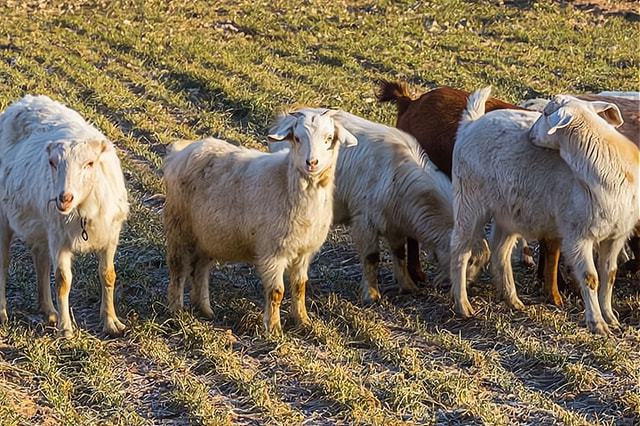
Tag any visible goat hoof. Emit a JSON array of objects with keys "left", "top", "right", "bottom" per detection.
[
  {"left": 362, "top": 289, "right": 381, "bottom": 305},
  {"left": 58, "top": 328, "right": 74, "bottom": 339},
  {"left": 409, "top": 268, "right": 427, "bottom": 283},
  {"left": 292, "top": 311, "right": 311, "bottom": 327},
  {"left": 399, "top": 280, "right": 419, "bottom": 294},
  {"left": 522, "top": 257, "right": 536, "bottom": 269},
  {"left": 0, "top": 309, "right": 7, "bottom": 324},
  {"left": 602, "top": 313, "right": 620, "bottom": 328},
  {"left": 42, "top": 310, "right": 58, "bottom": 326},
  {"left": 588, "top": 320, "right": 610, "bottom": 336},
  {"left": 198, "top": 305, "right": 214, "bottom": 320},
  {"left": 506, "top": 297, "right": 525, "bottom": 311},
  {"left": 265, "top": 322, "right": 283, "bottom": 338},
  {"left": 547, "top": 294, "right": 564, "bottom": 308},
  {"left": 104, "top": 317, "right": 127, "bottom": 336},
  {"left": 455, "top": 300, "right": 475, "bottom": 318}
]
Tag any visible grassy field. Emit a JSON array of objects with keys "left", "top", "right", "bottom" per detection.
[{"left": 0, "top": 0, "right": 639, "bottom": 424}]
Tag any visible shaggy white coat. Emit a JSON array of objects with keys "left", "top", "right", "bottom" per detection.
[
  {"left": 450, "top": 87, "right": 639, "bottom": 335},
  {"left": 0, "top": 95, "right": 129, "bottom": 337},
  {"left": 163, "top": 110, "right": 357, "bottom": 335}
]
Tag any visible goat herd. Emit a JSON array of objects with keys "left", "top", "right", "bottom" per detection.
[{"left": 0, "top": 81, "right": 637, "bottom": 339}]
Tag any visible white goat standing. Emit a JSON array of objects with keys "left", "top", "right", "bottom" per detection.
[
  {"left": 0, "top": 95, "right": 129, "bottom": 337},
  {"left": 450, "top": 87, "right": 639, "bottom": 334},
  {"left": 163, "top": 110, "right": 357, "bottom": 335},
  {"left": 271, "top": 108, "right": 490, "bottom": 304}
]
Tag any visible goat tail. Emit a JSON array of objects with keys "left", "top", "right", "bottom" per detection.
[
  {"left": 460, "top": 86, "right": 492, "bottom": 125},
  {"left": 167, "top": 139, "right": 194, "bottom": 155},
  {"left": 377, "top": 80, "right": 413, "bottom": 116}
]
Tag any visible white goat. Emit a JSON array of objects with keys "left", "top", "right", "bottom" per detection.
[
  {"left": 270, "top": 108, "right": 490, "bottom": 304},
  {"left": 451, "top": 87, "right": 639, "bottom": 335},
  {"left": 0, "top": 95, "right": 129, "bottom": 337},
  {"left": 163, "top": 110, "right": 357, "bottom": 335}
]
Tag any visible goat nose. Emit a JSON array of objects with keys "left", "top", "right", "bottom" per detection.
[
  {"left": 59, "top": 192, "right": 73, "bottom": 203},
  {"left": 306, "top": 159, "right": 319, "bottom": 167}
]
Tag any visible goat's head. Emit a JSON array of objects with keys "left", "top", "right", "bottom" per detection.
[
  {"left": 268, "top": 109, "right": 357, "bottom": 178},
  {"left": 46, "top": 139, "right": 111, "bottom": 215},
  {"left": 529, "top": 95, "right": 624, "bottom": 149}
]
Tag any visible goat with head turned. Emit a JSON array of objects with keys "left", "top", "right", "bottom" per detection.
[
  {"left": 521, "top": 93, "right": 640, "bottom": 278},
  {"left": 0, "top": 95, "right": 129, "bottom": 337},
  {"left": 164, "top": 109, "right": 357, "bottom": 336},
  {"left": 450, "top": 87, "right": 639, "bottom": 335}
]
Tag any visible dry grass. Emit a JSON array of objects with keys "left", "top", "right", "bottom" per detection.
[{"left": 0, "top": 0, "right": 638, "bottom": 424}]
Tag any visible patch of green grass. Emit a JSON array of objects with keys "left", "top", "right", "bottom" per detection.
[{"left": 0, "top": 0, "right": 638, "bottom": 423}]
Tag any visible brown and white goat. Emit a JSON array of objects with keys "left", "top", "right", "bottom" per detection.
[{"left": 377, "top": 81, "right": 564, "bottom": 305}]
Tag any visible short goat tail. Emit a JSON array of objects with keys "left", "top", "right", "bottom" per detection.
[
  {"left": 167, "top": 139, "right": 194, "bottom": 155},
  {"left": 460, "top": 86, "right": 492, "bottom": 125},
  {"left": 377, "top": 80, "right": 413, "bottom": 116}
]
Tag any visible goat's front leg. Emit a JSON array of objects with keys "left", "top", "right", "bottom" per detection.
[
  {"left": 54, "top": 249, "right": 74, "bottom": 338},
  {"left": 288, "top": 254, "right": 312, "bottom": 327},
  {"left": 388, "top": 236, "right": 419, "bottom": 294},
  {"left": 32, "top": 245, "right": 57, "bottom": 325},
  {"left": 597, "top": 238, "right": 626, "bottom": 328},
  {"left": 0, "top": 219, "right": 12, "bottom": 324},
  {"left": 259, "top": 259, "right": 287, "bottom": 336},
  {"left": 565, "top": 239, "right": 608, "bottom": 335},
  {"left": 98, "top": 240, "right": 126, "bottom": 336}
]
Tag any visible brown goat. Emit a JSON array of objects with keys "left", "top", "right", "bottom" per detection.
[{"left": 378, "top": 81, "right": 564, "bottom": 306}]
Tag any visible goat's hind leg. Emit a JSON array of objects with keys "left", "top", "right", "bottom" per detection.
[
  {"left": 98, "top": 240, "right": 126, "bottom": 335},
  {"left": 190, "top": 253, "right": 213, "bottom": 319},
  {"left": 352, "top": 220, "right": 382, "bottom": 304},
  {"left": 166, "top": 239, "right": 191, "bottom": 314},
  {"left": 450, "top": 214, "right": 487, "bottom": 318},
  {"left": 597, "top": 238, "right": 626, "bottom": 328},
  {"left": 388, "top": 235, "right": 419, "bottom": 294},
  {"left": 490, "top": 227, "right": 524, "bottom": 310}
]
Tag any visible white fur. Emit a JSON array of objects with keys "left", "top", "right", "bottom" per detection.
[
  {"left": 164, "top": 110, "right": 356, "bottom": 335},
  {"left": 0, "top": 95, "right": 129, "bottom": 337},
  {"left": 451, "top": 87, "right": 640, "bottom": 335},
  {"left": 597, "top": 91, "right": 640, "bottom": 101},
  {"left": 271, "top": 108, "right": 490, "bottom": 303}
]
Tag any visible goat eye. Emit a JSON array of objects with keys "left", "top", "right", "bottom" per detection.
[
  {"left": 49, "top": 160, "right": 56, "bottom": 168},
  {"left": 86, "top": 161, "right": 94, "bottom": 168}
]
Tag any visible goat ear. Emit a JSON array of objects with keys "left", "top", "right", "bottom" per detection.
[
  {"left": 590, "top": 101, "right": 624, "bottom": 128},
  {"left": 546, "top": 109, "right": 574, "bottom": 135},
  {"left": 334, "top": 122, "right": 358, "bottom": 147},
  {"left": 268, "top": 114, "right": 298, "bottom": 141}
]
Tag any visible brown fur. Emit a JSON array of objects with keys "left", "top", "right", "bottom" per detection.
[{"left": 378, "top": 81, "right": 560, "bottom": 301}]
